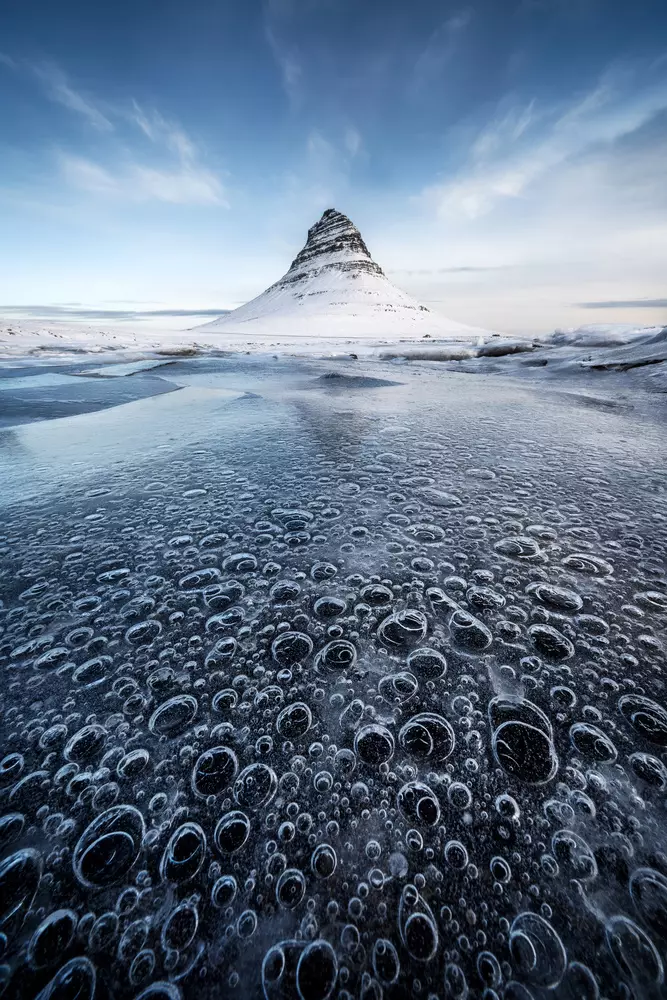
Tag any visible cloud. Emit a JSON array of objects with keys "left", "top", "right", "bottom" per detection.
[
  {"left": 411, "top": 10, "right": 472, "bottom": 93},
  {"left": 264, "top": 8, "right": 303, "bottom": 108},
  {"left": 1, "top": 58, "right": 226, "bottom": 207},
  {"left": 32, "top": 62, "right": 114, "bottom": 131},
  {"left": 389, "top": 265, "right": 509, "bottom": 276},
  {"left": 60, "top": 153, "right": 226, "bottom": 206},
  {"left": 20, "top": 64, "right": 229, "bottom": 206},
  {"left": 344, "top": 127, "right": 362, "bottom": 158},
  {"left": 580, "top": 298, "right": 667, "bottom": 309},
  {"left": 0, "top": 305, "right": 230, "bottom": 320},
  {"left": 421, "top": 61, "right": 667, "bottom": 219},
  {"left": 129, "top": 101, "right": 197, "bottom": 160}
]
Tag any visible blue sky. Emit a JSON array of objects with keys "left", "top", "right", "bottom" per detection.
[{"left": 1, "top": 0, "right": 666, "bottom": 333}]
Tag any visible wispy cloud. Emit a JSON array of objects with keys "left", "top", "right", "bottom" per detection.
[
  {"left": 411, "top": 10, "right": 472, "bottom": 94},
  {"left": 60, "top": 152, "right": 226, "bottom": 206},
  {"left": 344, "top": 127, "right": 362, "bottom": 158},
  {"left": 0, "top": 305, "right": 230, "bottom": 320},
  {"left": 129, "top": 101, "right": 197, "bottom": 160},
  {"left": 389, "top": 265, "right": 510, "bottom": 275},
  {"left": 264, "top": 0, "right": 303, "bottom": 109},
  {"left": 580, "top": 298, "right": 667, "bottom": 309},
  {"left": 32, "top": 62, "right": 114, "bottom": 131},
  {"left": 2, "top": 57, "right": 227, "bottom": 207},
  {"left": 421, "top": 61, "right": 667, "bottom": 219}
]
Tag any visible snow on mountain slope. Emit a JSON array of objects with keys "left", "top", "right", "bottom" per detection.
[{"left": 199, "top": 209, "right": 494, "bottom": 341}]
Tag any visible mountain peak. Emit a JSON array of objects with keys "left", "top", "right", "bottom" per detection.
[
  {"left": 200, "top": 207, "right": 493, "bottom": 342},
  {"left": 285, "top": 208, "right": 383, "bottom": 280}
]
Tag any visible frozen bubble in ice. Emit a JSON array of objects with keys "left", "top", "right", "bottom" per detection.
[
  {"left": 489, "top": 696, "right": 552, "bottom": 737},
  {"left": 296, "top": 939, "right": 338, "bottom": 1000},
  {"left": 629, "top": 867, "right": 667, "bottom": 936},
  {"left": 63, "top": 724, "right": 107, "bottom": 764},
  {"left": 223, "top": 552, "right": 258, "bottom": 572},
  {"left": 72, "top": 656, "right": 112, "bottom": 688},
  {"left": 159, "top": 822, "right": 206, "bottom": 883},
  {"left": 117, "top": 749, "right": 150, "bottom": 780},
  {"left": 399, "top": 885, "right": 438, "bottom": 962},
  {"left": 561, "top": 553, "right": 613, "bottom": 576},
  {"left": 162, "top": 901, "right": 198, "bottom": 951},
  {"left": 510, "top": 912, "right": 567, "bottom": 989},
  {"left": 552, "top": 830, "right": 598, "bottom": 881},
  {"left": 449, "top": 610, "right": 492, "bottom": 651},
  {"left": 406, "top": 522, "right": 445, "bottom": 543},
  {"left": 34, "top": 957, "right": 96, "bottom": 1000},
  {"left": 276, "top": 868, "right": 306, "bottom": 909},
  {"left": 215, "top": 811, "right": 250, "bottom": 853},
  {"left": 276, "top": 702, "right": 313, "bottom": 739},
  {"left": 192, "top": 746, "right": 238, "bottom": 797},
  {"left": 628, "top": 752, "right": 667, "bottom": 788},
  {"left": 569, "top": 723, "right": 617, "bottom": 763},
  {"left": 205, "top": 636, "right": 238, "bottom": 668},
  {"left": 271, "top": 579, "right": 302, "bottom": 603},
  {"left": 419, "top": 487, "right": 463, "bottom": 507},
  {"left": 495, "top": 536, "right": 545, "bottom": 563},
  {"left": 378, "top": 609, "right": 427, "bottom": 648},
  {"left": 397, "top": 781, "right": 440, "bottom": 826},
  {"left": 125, "top": 619, "right": 161, "bottom": 645},
  {"left": 619, "top": 694, "right": 667, "bottom": 746},
  {"left": 443, "top": 962, "right": 468, "bottom": 999},
  {"left": 28, "top": 909, "right": 77, "bottom": 968},
  {"left": 272, "top": 631, "right": 314, "bottom": 666},
  {"left": 360, "top": 583, "right": 393, "bottom": 607},
  {"left": 212, "top": 874, "right": 237, "bottom": 908},
  {"left": 398, "top": 713, "right": 455, "bottom": 763},
  {"left": 234, "top": 763, "right": 278, "bottom": 808},
  {"left": 528, "top": 624, "right": 574, "bottom": 661},
  {"left": 378, "top": 671, "right": 419, "bottom": 705},
  {"left": 354, "top": 724, "right": 395, "bottom": 765},
  {"left": 406, "top": 647, "right": 446, "bottom": 680},
  {"left": 605, "top": 915, "right": 663, "bottom": 989},
  {"left": 530, "top": 583, "right": 583, "bottom": 613},
  {"left": 311, "top": 843, "right": 337, "bottom": 879},
  {"left": 493, "top": 722, "right": 558, "bottom": 784},
  {"left": 372, "top": 939, "right": 400, "bottom": 985},
  {"left": 444, "top": 840, "right": 468, "bottom": 871},
  {"left": 179, "top": 568, "right": 221, "bottom": 590},
  {"left": 316, "top": 638, "right": 357, "bottom": 671},
  {"left": 149, "top": 695, "right": 198, "bottom": 738},
  {"left": 314, "top": 596, "right": 346, "bottom": 618},
  {"left": 0, "top": 848, "right": 42, "bottom": 935},
  {"left": 73, "top": 806, "right": 144, "bottom": 888}
]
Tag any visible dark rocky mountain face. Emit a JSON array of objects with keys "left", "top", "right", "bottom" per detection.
[{"left": 277, "top": 209, "right": 386, "bottom": 287}]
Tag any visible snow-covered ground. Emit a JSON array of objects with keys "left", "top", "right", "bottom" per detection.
[{"left": 0, "top": 314, "right": 498, "bottom": 360}]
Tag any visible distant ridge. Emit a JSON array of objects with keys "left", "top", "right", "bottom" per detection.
[{"left": 200, "top": 209, "right": 493, "bottom": 340}]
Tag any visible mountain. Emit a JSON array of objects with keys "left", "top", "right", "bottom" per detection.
[{"left": 199, "top": 209, "right": 493, "bottom": 341}]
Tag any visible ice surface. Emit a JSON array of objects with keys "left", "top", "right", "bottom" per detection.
[
  {"left": 0, "top": 368, "right": 181, "bottom": 428},
  {"left": 75, "top": 359, "right": 176, "bottom": 377},
  {"left": 1, "top": 350, "right": 667, "bottom": 1000}
]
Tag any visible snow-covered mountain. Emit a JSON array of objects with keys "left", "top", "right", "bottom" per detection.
[{"left": 199, "top": 209, "right": 492, "bottom": 341}]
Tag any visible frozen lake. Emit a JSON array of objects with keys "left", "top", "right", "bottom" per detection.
[{"left": 1, "top": 350, "right": 667, "bottom": 1000}]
